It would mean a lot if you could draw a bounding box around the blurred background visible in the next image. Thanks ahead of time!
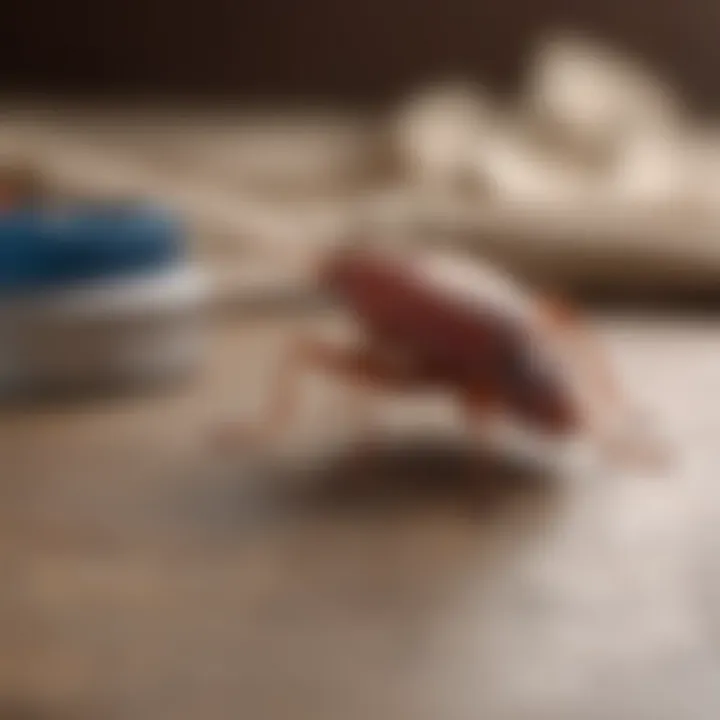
[2,0,720,108]
[3,3,720,720]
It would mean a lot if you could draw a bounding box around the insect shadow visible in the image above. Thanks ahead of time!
[227,434,563,527]
[189,436,566,624]
[0,373,194,414]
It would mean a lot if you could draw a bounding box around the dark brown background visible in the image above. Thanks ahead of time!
[1,0,718,110]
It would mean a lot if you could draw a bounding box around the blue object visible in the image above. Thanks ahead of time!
[0,203,185,296]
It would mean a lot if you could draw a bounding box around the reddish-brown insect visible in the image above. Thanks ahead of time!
[217,244,659,466]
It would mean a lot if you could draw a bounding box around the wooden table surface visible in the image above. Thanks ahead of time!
[2,313,720,720]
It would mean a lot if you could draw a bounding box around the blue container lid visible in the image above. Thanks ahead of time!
[0,203,185,296]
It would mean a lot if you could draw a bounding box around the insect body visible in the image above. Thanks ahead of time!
[319,247,582,435]
[217,244,659,467]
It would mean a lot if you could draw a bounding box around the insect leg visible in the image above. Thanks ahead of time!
[211,334,343,451]
[537,296,622,406]
[458,381,505,437]
[340,338,445,444]
[537,297,669,469]
[212,335,432,452]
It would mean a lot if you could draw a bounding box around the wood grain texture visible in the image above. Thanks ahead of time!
[1,314,719,720]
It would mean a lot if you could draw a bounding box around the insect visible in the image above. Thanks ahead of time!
[215,243,662,467]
